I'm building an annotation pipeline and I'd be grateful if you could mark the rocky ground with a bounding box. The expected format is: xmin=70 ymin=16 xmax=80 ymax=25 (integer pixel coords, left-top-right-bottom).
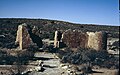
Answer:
xmin=0 ymin=37 xmax=119 ymax=75
xmin=107 ymin=38 xmax=119 ymax=54
xmin=27 ymin=51 xmax=119 ymax=75
xmin=20 ymin=38 xmax=120 ymax=75
xmin=28 ymin=52 xmax=68 ymax=75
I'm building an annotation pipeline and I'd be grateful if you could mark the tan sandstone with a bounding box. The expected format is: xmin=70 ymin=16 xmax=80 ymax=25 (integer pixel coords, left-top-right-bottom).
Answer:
xmin=15 ymin=23 xmax=33 ymax=50
xmin=54 ymin=30 xmax=107 ymax=51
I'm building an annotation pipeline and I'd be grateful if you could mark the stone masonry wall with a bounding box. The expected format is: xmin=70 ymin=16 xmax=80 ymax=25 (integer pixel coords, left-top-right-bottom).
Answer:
xmin=87 ymin=32 xmax=107 ymax=51
xmin=15 ymin=23 xmax=33 ymax=50
xmin=54 ymin=31 xmax=62 ymax=48
xmin=61 ymin=30 xmax=88 ymax=48
xmin=54 ymin=30 xmax=107 ymax=51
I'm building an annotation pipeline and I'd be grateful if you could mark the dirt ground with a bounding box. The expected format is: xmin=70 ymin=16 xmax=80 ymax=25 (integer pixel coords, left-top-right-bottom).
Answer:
xmin=91 ymin=68 xmax=119 ymax=75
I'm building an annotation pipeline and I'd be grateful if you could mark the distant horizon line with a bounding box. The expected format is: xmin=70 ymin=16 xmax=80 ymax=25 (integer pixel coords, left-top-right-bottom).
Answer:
xmin=0 ymin=17 xmax=119 ymax=26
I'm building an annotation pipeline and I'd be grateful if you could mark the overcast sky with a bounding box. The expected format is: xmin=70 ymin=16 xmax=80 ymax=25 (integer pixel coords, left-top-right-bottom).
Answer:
xmin=0 ymin=0 xmax=119 ymax=26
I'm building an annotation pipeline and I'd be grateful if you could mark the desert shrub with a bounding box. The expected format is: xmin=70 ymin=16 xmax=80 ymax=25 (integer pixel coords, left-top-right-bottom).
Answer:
xmin=58 ymin=48 xmax=119 ymax=69
xmin=47 ymin=45 xmax=58 ymax=53
xmin=42 ymin=43 xmax=58 ymax=53
xmin=60 ymin=48 xmax=92 ymax=64
xmin=0 ymin=48 xmax=35 ymax=65
xmin=80 ymin=26 xmax=84 ymax=28
xmin=101 ymin=55 xmax=119 ymax=69
xmin=4 ymin=42 xmax=18 ymax=49
xmin=49 ymin=32 xmax=55 ymax=40
xmin=42 ymin=33 xmax=49 ymax=39
xmin=15 ymin=50 xmax=34 ymax=65
xmin=27 ymin=44 xmax=39 ymax=52
xmin=0 ymin=33 xmax=16 ymax=49
xmin=0 ymin=50 xmax=17 ymax=65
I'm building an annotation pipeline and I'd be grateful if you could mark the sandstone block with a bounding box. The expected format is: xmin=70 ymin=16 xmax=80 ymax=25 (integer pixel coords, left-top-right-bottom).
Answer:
xmin=15 ymin=23 xmax=34 ymax=49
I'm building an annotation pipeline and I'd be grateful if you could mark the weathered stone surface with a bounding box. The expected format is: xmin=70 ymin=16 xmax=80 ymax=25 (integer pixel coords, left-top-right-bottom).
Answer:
xmin=62 ymin=30 xmax=88 ymax=48
xmin=54 ymin=31 xmax=62 ymax=48
xmin=87 ymin=32 xmax=107 ymax=51
xmin=54 ymin=30 xmax=107 ymax=51
xmin=15 ymin=23 xmax=34 ymax=49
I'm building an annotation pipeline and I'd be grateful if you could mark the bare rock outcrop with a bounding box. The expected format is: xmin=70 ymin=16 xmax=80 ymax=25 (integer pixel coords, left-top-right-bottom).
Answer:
xmin=15 ymin=23 xmax=34 ymax=49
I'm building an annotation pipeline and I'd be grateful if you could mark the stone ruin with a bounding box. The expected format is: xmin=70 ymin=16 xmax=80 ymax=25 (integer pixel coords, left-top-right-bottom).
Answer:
xmin=87 ymin=32 xmax=107 ymax=51
xmin=54 ymin=31 xmax=62 ymax=48
xmin=15 ymin=23 xmax=33 ymax=50
xmin=15 ymin=23 xmax=43 ymax=49
xmin=54 ymin=30 xmax=107 ymax=51
xmin=62 ymin=30 xmax=88 ymax=48
xmin=15 ymin=23 xmax=107 ymax=51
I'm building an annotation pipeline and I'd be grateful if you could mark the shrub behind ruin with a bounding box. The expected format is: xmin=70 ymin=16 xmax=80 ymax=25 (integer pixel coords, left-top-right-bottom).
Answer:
xmin=58 ymin=48 xmax=119 ymax=69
